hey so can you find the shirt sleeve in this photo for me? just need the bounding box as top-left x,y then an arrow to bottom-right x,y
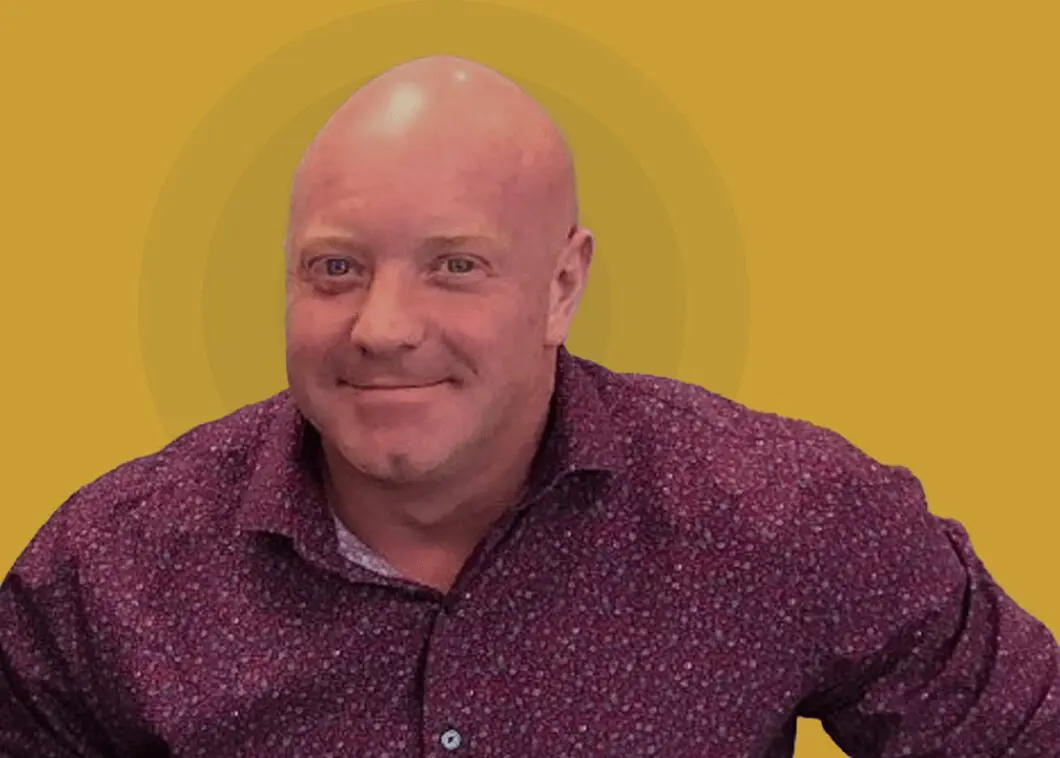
797,465 -> 1060,756
0,518 -> 115,757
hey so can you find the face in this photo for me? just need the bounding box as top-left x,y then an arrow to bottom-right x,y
284,139 -> 592,486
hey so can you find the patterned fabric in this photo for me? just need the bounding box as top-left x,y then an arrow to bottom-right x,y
2,347 -> 1058,756
332,512 -> 401,578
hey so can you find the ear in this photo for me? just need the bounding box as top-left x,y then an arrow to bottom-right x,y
545,226 -> 594,347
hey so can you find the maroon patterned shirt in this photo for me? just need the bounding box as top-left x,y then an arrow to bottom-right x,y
2,348 -> 1058,756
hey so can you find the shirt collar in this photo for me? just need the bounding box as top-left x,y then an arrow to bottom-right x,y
530,345 -> 626,487
237,346 -> 625,543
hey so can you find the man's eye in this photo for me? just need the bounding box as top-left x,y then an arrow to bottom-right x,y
323,258 -> 353,276
442,257 -> 477,275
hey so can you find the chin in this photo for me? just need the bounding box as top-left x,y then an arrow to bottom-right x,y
344,445 -> 450,484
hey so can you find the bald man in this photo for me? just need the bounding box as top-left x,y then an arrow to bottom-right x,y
2,56 -> 1057,757
284,58 -> 591,593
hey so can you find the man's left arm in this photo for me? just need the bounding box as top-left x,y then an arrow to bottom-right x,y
798,464 -> 1060,756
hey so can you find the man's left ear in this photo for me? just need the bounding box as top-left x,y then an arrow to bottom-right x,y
545,226 -> 594,346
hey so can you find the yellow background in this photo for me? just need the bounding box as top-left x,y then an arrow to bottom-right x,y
1,1 -> 1057,754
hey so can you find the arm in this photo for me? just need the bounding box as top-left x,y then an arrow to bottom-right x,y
798,466 -> 1059,756
0,522 -> 115,757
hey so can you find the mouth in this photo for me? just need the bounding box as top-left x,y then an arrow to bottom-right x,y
339,379 -> 450,392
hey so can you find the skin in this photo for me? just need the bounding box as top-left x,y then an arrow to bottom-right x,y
284,55 -> 594,591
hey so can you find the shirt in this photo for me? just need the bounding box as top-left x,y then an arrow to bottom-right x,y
332,512 -> 401,579
2,347 -> 1058,757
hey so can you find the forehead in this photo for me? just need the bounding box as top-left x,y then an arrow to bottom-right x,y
290,141 -> 532,248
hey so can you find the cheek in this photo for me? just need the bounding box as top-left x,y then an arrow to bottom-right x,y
451,296 -> 547,365
286,299 -> 351,360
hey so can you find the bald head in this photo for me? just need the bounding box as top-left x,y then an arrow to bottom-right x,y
289,56 -> 579,254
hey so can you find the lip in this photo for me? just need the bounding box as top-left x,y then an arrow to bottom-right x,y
340,380 -> 449,391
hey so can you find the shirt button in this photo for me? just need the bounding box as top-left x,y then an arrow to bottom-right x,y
440,728 -> 463,750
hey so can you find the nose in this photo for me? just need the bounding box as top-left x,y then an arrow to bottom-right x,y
349,266 -> 424,355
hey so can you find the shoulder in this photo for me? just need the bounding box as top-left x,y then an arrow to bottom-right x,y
592,362 -> 876,483
7,393 -> 287,587
583,358 -> 921,530
586,360 -> 955,637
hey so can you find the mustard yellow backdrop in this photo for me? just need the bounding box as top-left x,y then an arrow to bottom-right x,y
1,2 -> 1057,755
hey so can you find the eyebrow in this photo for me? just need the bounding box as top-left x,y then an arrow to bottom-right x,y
419,234 -> 503,252
296,232 -> 504,255
296,235 -> 370,255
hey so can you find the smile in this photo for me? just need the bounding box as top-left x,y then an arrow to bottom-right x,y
340,380 -> 449,391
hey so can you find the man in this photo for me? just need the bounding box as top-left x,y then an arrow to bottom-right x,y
1,55 -> 1057,757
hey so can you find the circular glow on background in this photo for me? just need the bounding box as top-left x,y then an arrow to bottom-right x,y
138,1 -> 748,437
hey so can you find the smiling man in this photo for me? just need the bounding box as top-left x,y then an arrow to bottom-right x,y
2,55 -> 1058,757
282,62 -> 589,592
